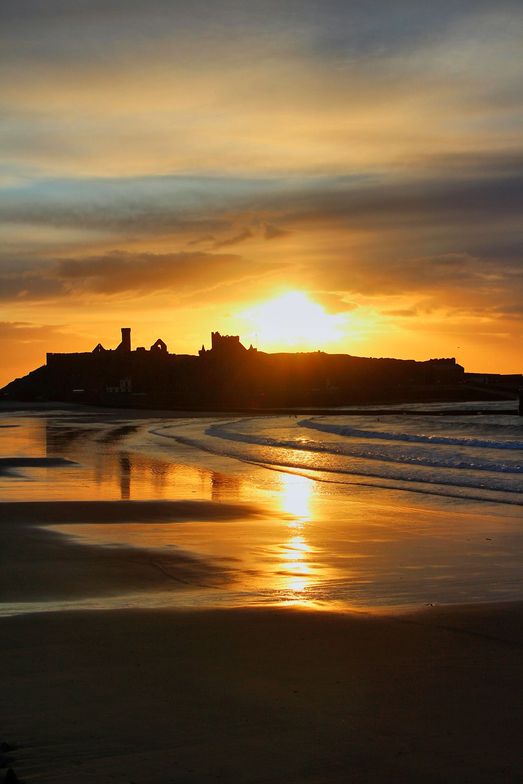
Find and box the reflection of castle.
[3,325,485,407]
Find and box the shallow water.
[1,404,522,615]
[154,403,523,505]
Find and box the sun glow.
[239,291,346,350]
[279,472,314,523]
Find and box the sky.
[1,0,522,385]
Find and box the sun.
[238,291,346,350]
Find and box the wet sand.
[0,500,266,604]
[2,412,523,781]
[2,603,523,783]
[2,504,523,783]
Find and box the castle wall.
[8,327,469,407]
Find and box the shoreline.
[1,398,518,418]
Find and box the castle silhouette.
[1,326,480,408]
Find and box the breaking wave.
[204,421,523,475]
[151,404,523,505]
[299,418,523,451]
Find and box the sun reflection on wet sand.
[280,534,312,593]
[278,473,316,596]
[279,472,313,522]
[43,465,326,607]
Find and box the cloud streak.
[0,251,286,304]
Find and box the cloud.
[305,252,523,311]
[314,293,357,314]
[0,321,68,342]
[56,251,274,297]
[1,152,521,240]
[0,155,521,324]
[187,234,216,246]
[0,264,67,301]
[0,251,286,303]
[1,3,521,180]
[263,223,290,240]
[212,228,253,249]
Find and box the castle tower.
[118,327,131,352]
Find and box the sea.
[151,401,523,507]
[1,401,523,614]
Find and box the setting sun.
[238,291,346,350]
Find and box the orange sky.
[1,1,522,387]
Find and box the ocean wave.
[299,418,523,450]
[150,422,523,505]
[204,422,523,475]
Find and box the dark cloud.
[0,321,67,342]
[212,229,253,249]
[0,174,281,235]
[1,0,516,65]
[0,251,285,302]
[57,251,263,296]
[308,252,521,299]
[0,265,67,301]
[187,234,216,246]
[274,170,523,234]
[2,152,522,231]
[0,156,521,320]
[263,223,290,240]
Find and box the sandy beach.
[1,407,523,782]
[3,604,523,783]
